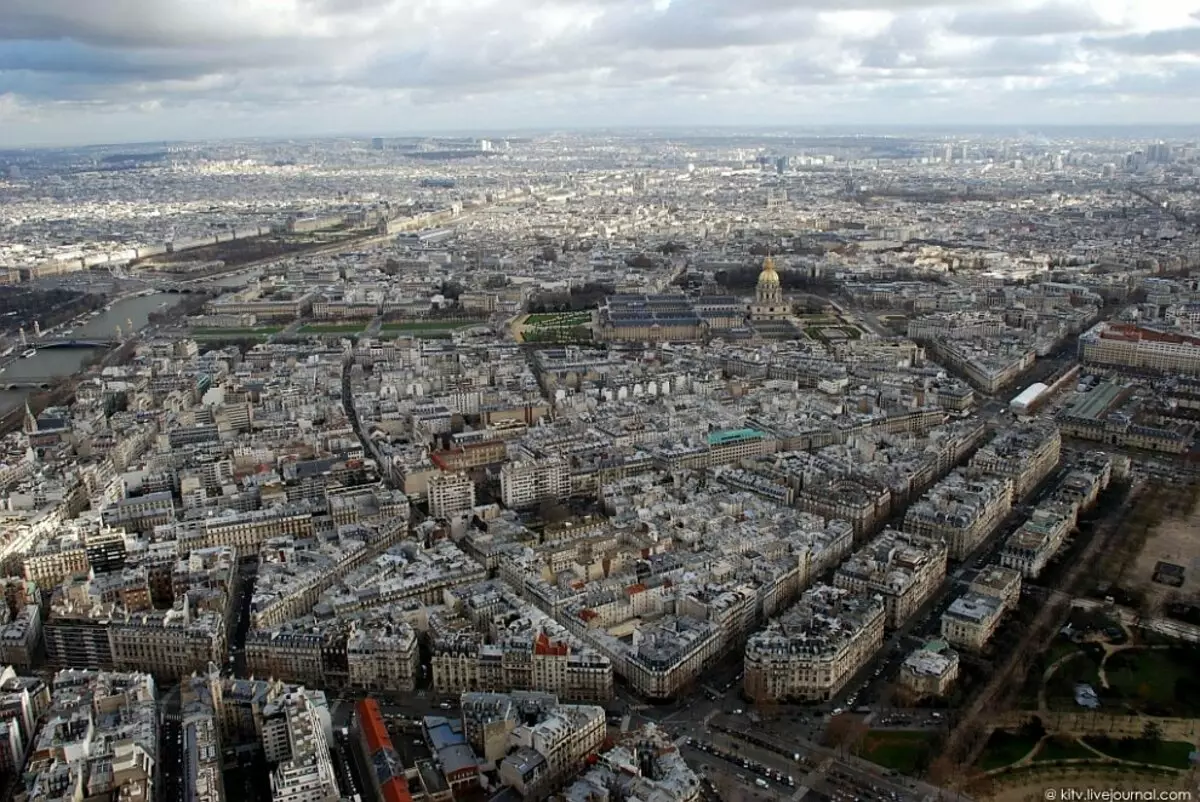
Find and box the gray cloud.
[949,3,1113,38]
[1084,26,1200,56]
[2,0,1200,145]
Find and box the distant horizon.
[5,122,1200,154]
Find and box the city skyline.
[2,0,1200,147]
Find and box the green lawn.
[1045,638,1082,664]
[381,321,477,332]
[975,730,1040,771]
[298,323,365,333]
[1104,649,1200,715]
[1044,647,1104,711]
[190,327,282,335]
[859,731,938,775]
[1083,738,1195,769]
[525,312,592,326]
[1032,737,1095,763]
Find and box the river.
[0,292,183,413]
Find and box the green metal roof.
[707,428,764,446]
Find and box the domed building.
[750,255,789,321]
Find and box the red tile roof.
[356,698,391,754]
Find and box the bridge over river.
[32,338,119,349]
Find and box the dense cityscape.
[0,128,1198,802]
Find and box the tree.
[926,755,958,788]
[825,714,868,756]
[1142,721,1162,743]
[1020,715,1046,742]
[538,499,571,527]
[383,258,400,275]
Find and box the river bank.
[0,292,183,413]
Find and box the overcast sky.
[2,0,1199,148]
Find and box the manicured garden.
[804,325,863,341]
[525,311,592,326]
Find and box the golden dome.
[758,255,781,285]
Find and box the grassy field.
[298,323,365,333]
[525,311,592,326]
[1083,737,1195,769]
[191,327,282,335]
[976,730,1040,771]
[1104,649,1200,715]
[859,731,937,775]
[1032,737,1096,763]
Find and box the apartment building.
[619,616,724,700]
[969,421,1061,501]
[109,605,228,681]
[743,585,885,702]
[898,640,960,699]
[432,632,613,701]
[0,719,24,776]
[904,472,1012,560]
[262,690,339,802]
[834,530,948,628]
[430,440,507,472]
[19,670,158,802]
[500,456,570,508]
[941,592,1006,652]
[101,491,176,534]
[797,478,892,539]
[1000,503,1077,578]
[199,505,318,551]
[427,473,477,519]
[500,704,605,795]
[460,691,558,765]
[969,566,1022,612]
[345,623,420,692]
[562,724,702,802]
[1079,321,1200,376]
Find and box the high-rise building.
[371,138,384,151]
[428,473,476,519]
[500,456,570,508]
